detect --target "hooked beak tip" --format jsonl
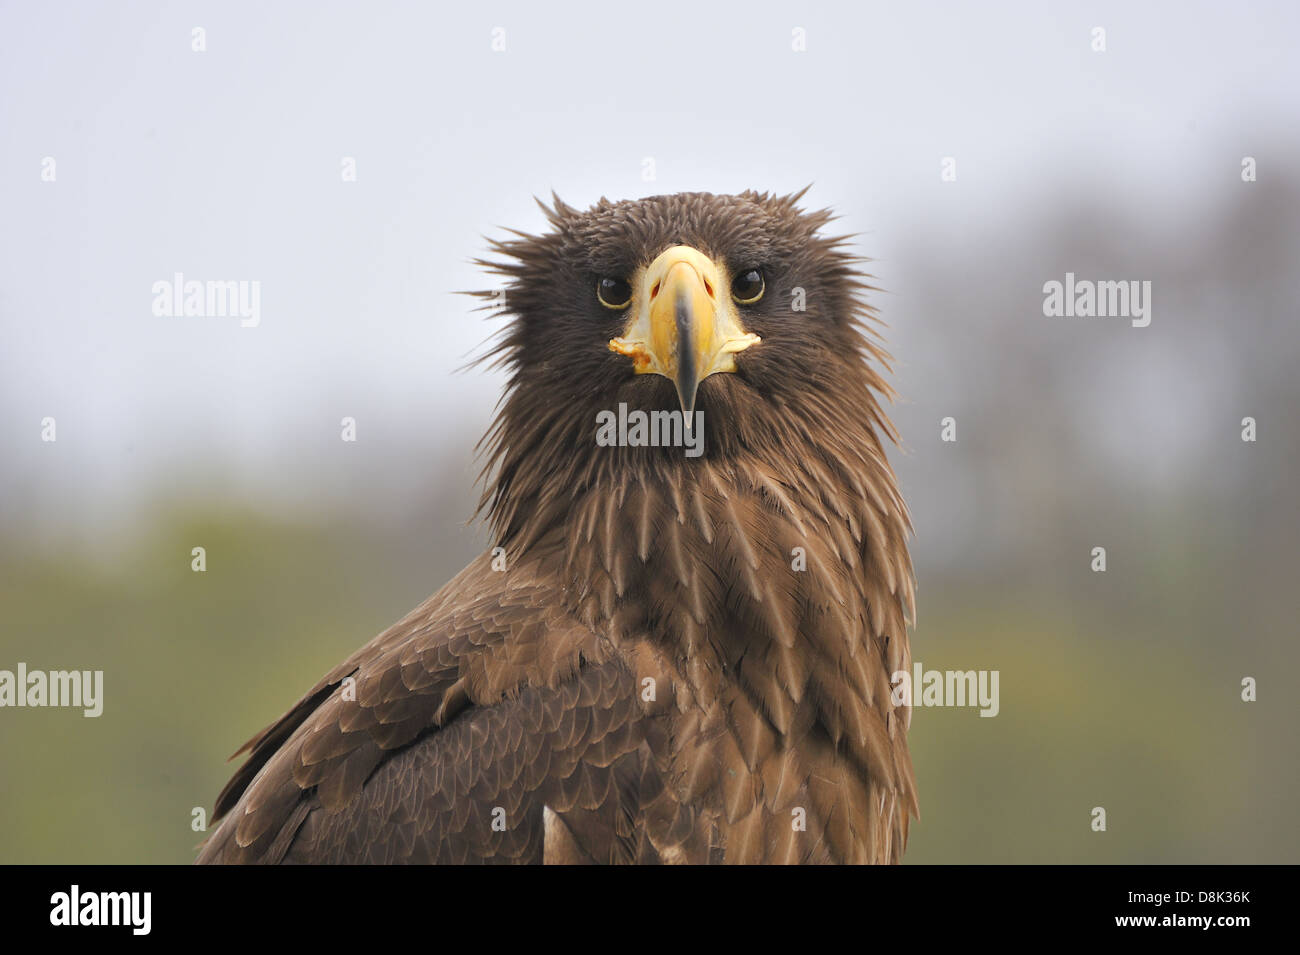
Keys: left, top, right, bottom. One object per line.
{"left": 676, "top": 382, "right": 698, "bottom": 428}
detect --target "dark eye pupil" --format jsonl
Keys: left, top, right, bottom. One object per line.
{"left": 597, "top": 277, "right": 632, "bottom": 308}
{"left": 735, "top": 269, "right": 763, "bottom": 298}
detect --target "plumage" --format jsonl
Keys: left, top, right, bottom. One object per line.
{"left": 197, "top": 189, "right": 916, "bottom": 865}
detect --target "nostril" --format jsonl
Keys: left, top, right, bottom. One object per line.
{"left": 650, "top": 281, "right": 660, "bottom": 299}
{"left": 703, "top": 276, "right": 714, "bottom": 298}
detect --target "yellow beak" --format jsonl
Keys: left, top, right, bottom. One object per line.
{"left": 609, "top": 245, "right": 760, "bottom": 423}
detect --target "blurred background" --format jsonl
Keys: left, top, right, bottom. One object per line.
{"left": 1, "top": 1, "right": 1296, "bottom": 863}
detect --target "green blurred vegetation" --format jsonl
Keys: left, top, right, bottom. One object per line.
{"left": 0, "top": 506, "right": 480, "bottom": 864}
{"left": 0, "top": 502, "right": 1293, "bottom": 863}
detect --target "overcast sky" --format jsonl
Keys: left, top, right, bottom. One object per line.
{"left": 2, "top": 1, "right": 1297, "bottom": 529}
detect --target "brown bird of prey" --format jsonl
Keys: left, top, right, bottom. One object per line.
{"left": 197, "top": 189, "right": 917, "bottom": 865}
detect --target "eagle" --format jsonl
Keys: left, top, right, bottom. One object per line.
{"left": 197, "top": 189, "right": 917, "bottom": 864}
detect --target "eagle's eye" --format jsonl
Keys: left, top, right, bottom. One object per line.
{"left": 596, "top": 277, "right": 633, "bottom": 310}
{"left": 731, "top": 268, "right": 765, "bottom": 304}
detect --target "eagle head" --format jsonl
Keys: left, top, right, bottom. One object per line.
{"left": 476, "top": 190, "right": 904, "bottom": 543}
